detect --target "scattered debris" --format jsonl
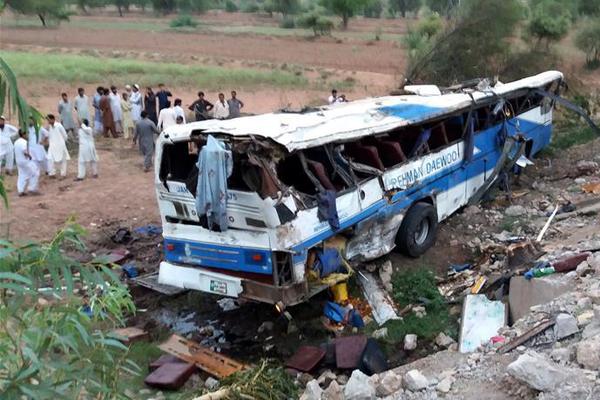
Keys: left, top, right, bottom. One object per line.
{"left": 507, "top": 351, "right": 571, "bottom": 391}
{"left": 335, "top": 335, "right": 367, "bottom": 370}
{"left": 111, "top": 327, "right": 148, "bottom": 345}
{"left": 582, "top": 181, "right": 600, "bottom": 194}
{"left": 459, "top": 294, "right": 506, "bottom": 353}
{"left": 359, "top": 338, "right": 388, "bottom": 375}
{"left": 435, "top": 332, "right": 456, "bottom": 349}
{"left": 508, "top": 275, "right": 572, "bottom": 322}
{"left": 133, "top": 272, "right": 187, "bottom": 295}
{"left": 403, "top": 334, "right": 417, "bottom": 351}
{"left": 216, "top": 298, "right": 239, "bottom": 312}
{"left": 497, "top": 319, "right": 555, "bottom": 354}
{"left": 403, "top": 369, "right": 429, "bottom": 391}
{"left": 286, "top": 346, "right": 326, "bottom": 372}
{"left": 357, "top": 271, "right": 400, "bottom": 325}
{"left": 144, "top": 362, "right": 196, "bottom": 390}
{"left": 553, "top": 313, "right": 578, "bottom": 340}
{"left": 343, "top": 369, "right": 376, "bottom": 400}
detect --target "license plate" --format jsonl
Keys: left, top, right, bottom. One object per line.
{"left": 209, "top": 279, "right": 228, "bottom": 295}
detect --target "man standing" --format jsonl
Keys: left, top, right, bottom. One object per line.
{"left": 133, "top": 111, "right": 159, "bottom": 172}
{"left": 99, "top": 89, "right": 116, "bottom": 138}
{"left": 156, "top": 84, "right": 172, "bottom": 112}
{"left": 121, "top": 92, "right": 134, "bottom": 140}
{"left": 27, "top": 117, "right": 48, "bottom": 174}
{"left": 0, "top": 116, "right": 18, "bottom": 175}
{"left": 144, "top": 87, "right": 158, "bottom": 124}
{"left": 58, "top": 92, "right": 76, "bottom": 137}
{"left": 74, "top": 88, "right": 90, "bottom": 124}
{"left": 227, "top": 91, "right": 244, "bottom": 119}
{"left": 188, "top": 91, "right": 213, "bottom": 121}
{"left": 46, "top": 114, "right": 70, "bottom": 179}
{"left": 75, "top": 119, "right": 99, "bottom": 181}
{"left": 173, "top": 98, "right": 186, "bottom": 124}
{"left": 213, "top": 93, "right": 229, "bottom": 120}
{"left": 328, "top": 89, "right": 338, "bottom": 104}
{"left": 109, "top": 86, "right": 123, "bottom": 135}
{"left": 93, "top": 86, "right": 104, "bottom": 135}
{"left": 14, "top": 129, "right": 40, "bottom": 196}
{"left": 157, "top": 101, "right": 178, "bottom": 131}
{"left": 130, "top": 84, "right": 142, "bottom": 124}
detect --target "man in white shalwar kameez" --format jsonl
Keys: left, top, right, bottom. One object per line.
{"left": 130, "top": 84, "right": 142, "bottom": 123}
{"left": 14, "top": 129, "right": 40, "bottom": 196}
{"left": 46, "top": 114, "right": 70, "bottom": 178}
{"left": 75, "top": 119, "right": 98, "bottom": 180}
{"left": 109, "top": 86, "right": 123, "bottom": 134}
{"left": 0, "top": 116, "right": 18, "bottom": 175}
{"left": 157, "top": 101, "right": 178, "bottom": 131}
{"left": 74, "top": 88, "right": 91, "bottom": 124}
{"left": 27, "top": 118, "right": 48, "bottom": 174}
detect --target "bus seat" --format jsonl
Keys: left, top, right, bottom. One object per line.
{"left": 348, "top": 144, "right": 385, "bottom": 171}
{"left": 307, "top": 160, "right": 337, "bottom": 191}
{"left": 377, "top": 140, "right": 406, "bottom": 167}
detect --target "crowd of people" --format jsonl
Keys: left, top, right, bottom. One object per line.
{"left": 0, "top": 85, "right": 246, "bottom": 196}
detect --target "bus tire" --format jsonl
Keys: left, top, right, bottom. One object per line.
{"left": 396, "top": 202, "right": 438, "bottom": 258}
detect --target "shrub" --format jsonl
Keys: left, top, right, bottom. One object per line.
{"left": 574, "top": 18, "right": 600, "bottom": 69}
{"left": 225, "top": 0, "right": 239, "bottom": 12}
{"left": 241, "top": 0, "right": 260, "bottom": 12}
{"left": 363, "top": 0, "right": 383, "bottom": 18}
{"left": 279, "top": 16, "right": 296, "bottom": 28}
{"left": 169, "top": 14, "right": 199, "bottom": 28}
{"left": 528, "top": 0, "right": 571, "bottom": 46}
{"left": 296, "top": 12, "right": 334, "bottom": 36}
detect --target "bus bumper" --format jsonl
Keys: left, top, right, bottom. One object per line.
{"left": 158, "top": 261, "right": 310, "bottom": 306}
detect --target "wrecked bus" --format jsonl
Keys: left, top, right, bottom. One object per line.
{"left": 155, "top": 71, "right": 564, "bottom": 306}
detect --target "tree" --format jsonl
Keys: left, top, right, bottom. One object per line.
{"left": 152, "top": 0, "right": 176, "bottom": 13}
{"left": 528, "top": 0, "right": 571, "bottom": 47}
{"left": 391, "top": 0, "right": 421, "bottom": 18}
{"left": 321, "top": 0, "right": 369, "bottom": 29}
{"left": 177, "top": 0, "right": 208, "bottom": 13}
{"left": 74, "top": 0, "right": 106, "bottom": 14}
{"left": 5, "top": 0, "right": 71, "bottom": 26}
{"left": 406, "top": 0, "right": 524, "bottom": 85}
{"left": 575, "top": 18, "right": 600, "bottom": 68}
{"left": 579, "top": 0, "right": 600, "bottom": 16}
{"left": 363, "top": 0, "right": 383, "bottom": 18}
{"left": 273, "top": 0, "right": 300, "bottom": 16}
{"left": 297, "top": 12, "right": 334, "bottom": 35}
{"left": 424, "top": 0, "right": 458, "bottom": 16}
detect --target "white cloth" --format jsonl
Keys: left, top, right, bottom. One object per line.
{"left": 174, "top": 105, "right": 186, "bottom": 123}
{"left": 0, "top": 123, "right": 18, "bottom": 172}
{"left": 109, "top": 92, "right": 122, "bottom": 122}
{"left": 78, "top": 125, "right": 98, "bottom": 163}
{"left": 157, "top": 107, "right": 177, "bottom": 131}
{"left": 27, "top": 126, "right": 48, "bottom": 163}
{"left": 77, "top": 160, "right": 98, "bottom": 179}
{"left": 48, "top": 159, "right": 67, "bottom": 177}
{"left": 328, "top": 95, "right": 337, "bottom": 104}
{"left": 14, "top": 137, "right": 39, "bottom": 193}
{"left": 47, "top": 122, "right": 70, "bottom": 163}
{"left": 130, "top": 90, "right": 142, "bottom": 122}
{"left": 213, "top": 101, "right": 229, "bottom": 120}
{"left": 74, "top": 94, "right": 90, "bottom": 122}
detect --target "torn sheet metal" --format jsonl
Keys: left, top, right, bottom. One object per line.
{"left": 346, "top": 213, "right": 404, "bottom": 262}
{"left": 357, "top": 271, "right": 400, "bottom": 326}
{"left": 459, "top": 294, "right": 507, "bottom": 353}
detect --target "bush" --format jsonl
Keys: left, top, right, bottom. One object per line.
{"left": 363, "top": 0, "right": 383, "bottom": 18}
{"left": 279, "top": 16, "right": 296, "bottom": 28}
{"left": 417, "top": 12, "right": 442, "bottom": 38}
{"left": 528, "top": 0, "right": 571, "bottom": 46}
{"left": 225, "top": 0, "right": 238, "bottom": 12}
{"left": 241, "top": 0, "right": 260, "bottom": 12}
{"left": 296, "top": 12, "right": 334, "bottom": 36}
{"left": 574, "top": 18, "right": 600, "bottom": 69}
{"left": 169, "top": 14, "right": 199, "bottom": 28}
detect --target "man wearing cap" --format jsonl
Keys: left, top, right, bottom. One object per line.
{"left": 0, "top": 116, "right": 18, "bottom": 175}
{"left": 14, "top": 129, "right": 40, "bottom": 196}
{"left": 130, "top": 84, "right": 142, "bottom": 123}
{"left": 46, "top": 114, "right": 70, "bottom": 178}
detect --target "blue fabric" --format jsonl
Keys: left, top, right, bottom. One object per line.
{"left": 121, "top": 263, "right": 138, "bottom": 278}
{"left": 195, "top": 135, "right": 233, "bottom": 231}
{"left": 409, "top": 128, "right": 431, "bottom": 158}
{"left": 317, "top": 190, "right": 340, "bottom": 231}
{"left": 324, "top": 301, "right": 346, "bottom": 323}
{"left": 313, "top": 248, "right": 344, "bottom": 278}
{"left": 349, "top": 310, "right": 365, "bottom": 328}
{"left": 134, "top": 225, "right": 162, "bottom": 236}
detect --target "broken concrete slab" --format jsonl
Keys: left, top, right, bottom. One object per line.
{"left": 375, "top": 371, "right": 402, "bottom": 397}
{"left": 286, "top": 346, "right": 326, "bottom": 372}
{"left": 509, "top": 275, "right": 572, "bottom": 322}
{"left": 300, "top": 380, "right": 323, "bottom": 400}
{"left": 576, "top": 335, "right": 600, "bottom": 370}
{"left": 343, "top": 369, "right": 376, "bottom": 400}
{"left": 507, "top": 351, "right": 572, "bottom": 392}
{"left": 459, "top": 294, "right": 506, "bottom": 353}
{"left": 357, "top": 271, "right": 400, "bottom": 326}
{"left": 403, "top": 369, "right": 429, "bottom": 391}
{"left": 554, "top": 313, "right": 579, "bottom": 340}
{"left": 144, "top": 362, "right": 196, "bottom": 390}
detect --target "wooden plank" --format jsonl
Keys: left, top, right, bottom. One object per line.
{"left": 497, "top": 319, "right": 555, "bottom": 354}
{"left": 159, "top": 334, "right": 245, "bottom": 378}
{"left": 111, "top": 327, "right": 148, "bottom": 345}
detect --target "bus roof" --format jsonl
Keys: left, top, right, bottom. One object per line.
{"left": 163, "top": 71, "right": 563, "bottom": 152}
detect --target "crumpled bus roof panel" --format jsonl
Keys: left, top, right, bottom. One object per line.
{"left": 164, "top": 71, "right": 563, "bottom": 152}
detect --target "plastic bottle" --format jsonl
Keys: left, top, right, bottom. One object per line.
{"left": 524, "top": 266, "right": 555, "bottom": 280}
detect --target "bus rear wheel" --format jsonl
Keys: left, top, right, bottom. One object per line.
{"left": 396, "top": 202, "right": 438, "bottom": 258}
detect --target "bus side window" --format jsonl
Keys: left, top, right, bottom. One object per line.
{"left": 427, "top": 122, "right": 449, "bottom": 151}
{"left": 445, "top": 115, "right": 464, "bottom": 143}
{"left": 277, "top": 154, "right": 318, "bottom": 195}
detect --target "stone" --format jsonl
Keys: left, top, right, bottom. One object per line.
{"left": 300, "top": 380, "right": 323, "bottom": 400}
{"left": 550, "top": 347, "right": 573, "bottom": 364}
{"left": 372, "top": 327, "right": 388, "bottom": 339}
{"left": 508, "top": 275, "right": 572, "bottom": 322}
{"left": 554, "top": 313, "right": 579, "bottom": 340}
{"left": 336, "top": 374, "right": 349, "bottom": 385}
{"left": 577, "top": 297, "right": 593, "bottom": 310}
{"left": 576, "top": 335, "right": 600, "bottom": 370}
{"left": 317, "top": 370, "right": 337, "bottom": 387}
{"left": 507, "top": 351, "right": 569, "bottom": 391}
{"left": 298, "top": 373, "right": 314, "bottom": 386}
{"left": 436, "top": 377, "right": 454, "bottom": 393}
{"left": 204, "top": 377, "right": 219, "bottom": 391}
{"left": 322, "top": 380, "right": 343, "bottom": 400}
{"left": 376, "top": 371, "right": 402, "bottom": 397}
{"left": 576, "top": 160, "right": 599, "bottom": 175}
{"left": 404, "top": 334, "right": 417, "bottom": 351}
{"left": 403, "top": 370, "right": 429, "bottom": 391}
{"left": 576, "top": 261, "right": 593, "bottom": 277}
{"left": 365, "top": 263, "right": 377, "bottom": 273}
{"left": 343, "top": 370, "right": 376, "bottom": 400}
{"left": 379, "top": 260, "right": 393, "bottom": 292}
{"left": 505, "top": 205, "right": 527, "bottom": 217}
{"left": 435, "top": 332, "right": 456, "bottom": 348}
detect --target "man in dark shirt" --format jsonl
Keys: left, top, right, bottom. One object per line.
{"left": 144, "top": 87, "right": 158, "bottom": 124}
{"left": 188, "top": 91, "right": 214, "bottom": 121}
{"left": 227, "top": 90, "right": 244, "bottom": 119}
{"left": 156, "top": 84, "right": 172, "bottom": 112}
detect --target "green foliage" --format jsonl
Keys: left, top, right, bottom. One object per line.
{"left": 5, "top": 0, "right": 72, "bottom": 26}
{"left": 363, "top": 0, "right": 382, "bottom": 18}
{"left": 416, "top": 11, "right": 442, "bottom": 37}
{"left": 177, "top": 0, "right": 209, "bottom": 12}
{"left": 225, "top": 0, "right": 238, "bottom": 11}
{"left": 407, "top": 0, "right": 524, "bottom": 85}
{"left": 425, "top": 0, "right": 457, "bottom": 16}
{"left": 321, "top": 0, "right": 369, "bottom": 28}
{"left": 296, "top": 12, "right": 334, "bottom": 35}
{"left": 263, "top": 0, "right": 276, "bottom": 15}
{"left": 574, "top": 18, "right": 600, "bottom": 68}
{"left": 389, "top": 0, "right": 421, "bottom": 17}
{"left": 279, "top": 15, "right": 296, "bottom": 28}
{"left": 0, "top": 222, "right": 139, "bottom": 399}
{"left": 528, "top": 0, "right": 571, "bottom": 46}
{"left": 240, "top": 0, "right": 260, "bottom": 12}
{"left": 579, "top": 0, "right": 600, "bottom": 16}
{"left": 273, "top": 0, "right": 300, "bottom": 16}
{"left": 219, "top": 360, "right": 298, "bottom": 400}
{"left": 169, "top": 14, "right": 199, "bottom": 27}
{"left": 152, "top": 0, "right": 176, "bottom": 13}
{"left": 0, "top": 57, "right": 44, "bottom": 132}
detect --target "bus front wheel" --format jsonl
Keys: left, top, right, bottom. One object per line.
{"left": 396, "top": 202, "right": 438, "bottom": 258}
